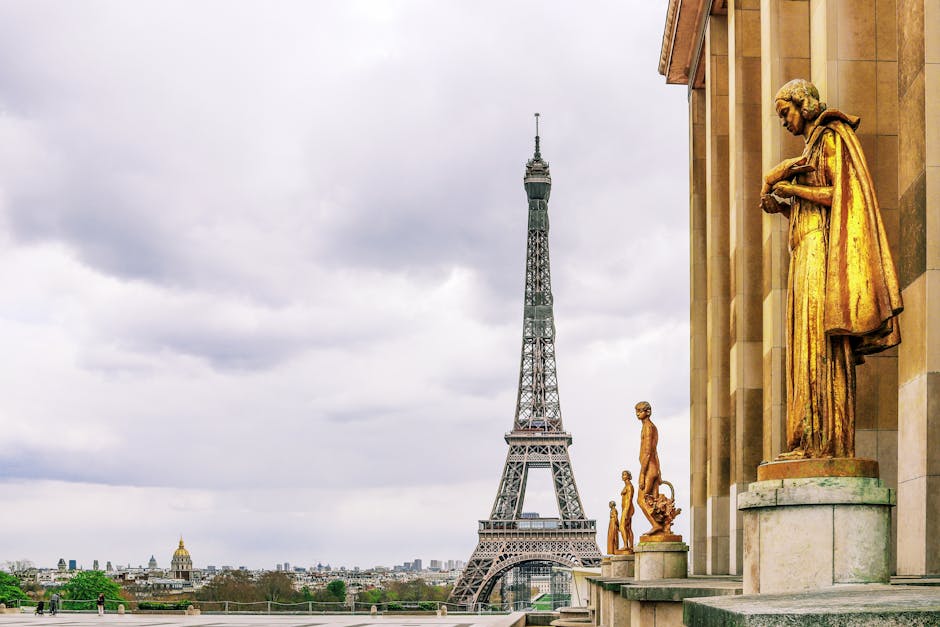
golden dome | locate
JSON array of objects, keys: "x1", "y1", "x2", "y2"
[{"x1": 173, "y1": 538, "x2": 190, "y2": 558}]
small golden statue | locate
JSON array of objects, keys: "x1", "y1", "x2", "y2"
[
  {"x1": 619, "y1": 470, "x2": 635, "y2": 553},
  {"x1": 606, "y1": 501, "x2": 632, "y2": 555},
  {"x1": 635, "y1": 401, "x2": 681, "y2": 541},
  {"x1": 760, "y1": 79, "x2": 902, "y2": 460}
]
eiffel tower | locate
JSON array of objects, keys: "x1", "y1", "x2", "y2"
[{"x1": 449, "y1": 117, "x2": 602, "y2": 608}]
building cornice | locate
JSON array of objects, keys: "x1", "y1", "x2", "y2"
[{"x1": 658, "y1": 0, "x2": 725, "y2": 88}]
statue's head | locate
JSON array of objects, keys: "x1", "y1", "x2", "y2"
[
  {"x1": 774, "y1": 79, "x2": 827, "y2": 135},
  {"x1": 635, "y1": 401, "x2": 652, "y2": 420},
  {"x1": 609, "y1": 500, "x2": 617, "y2": 509},
  {"x1": 622, "y1": 469, "x2": 632, "y2": 481}
]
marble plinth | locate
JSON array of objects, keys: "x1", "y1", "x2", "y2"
[
  {"x1": 634, "y1": 541, "x2": 688, "y2": 581},
  {"x1": 610, "y1": 554, "x2": 635, "y2": 579},
  {"x1": 600, "y1": 557, "x2": 612, "y2": 578},
  {"x1": 738, "y1": 475, "x2": 895, "y2": 594}
]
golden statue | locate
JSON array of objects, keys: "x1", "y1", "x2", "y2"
[
  {"x1": 635, "y1": 401, "x2": 681, "y2": 540},
  {"x1": 760, "y1": 79, "x2": 903, "y2": 460},
  {"x1": 606, "y1": 501, "x2": 632, "y2": 556},
  {"x1": 607, "y1": 501, "x2": 621, "y2": 555},
  {"x1": 619, "y1": 470, "x2": 635, "y2": 552}
]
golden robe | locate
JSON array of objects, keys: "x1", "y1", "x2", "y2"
[{"x1": 785, "y1": 109, "x2": 902, "y2": 458}]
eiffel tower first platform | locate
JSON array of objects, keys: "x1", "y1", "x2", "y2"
[{"x1": 449, "y1": 119, "x2": 602, "y2": 608}]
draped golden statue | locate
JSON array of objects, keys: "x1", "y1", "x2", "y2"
[
  {"x1": 760, "y1": 79, "x2": 903, "y2": 460},
  {"x1": 619, "y1": 470, "x2": 635, "y2": 553}
]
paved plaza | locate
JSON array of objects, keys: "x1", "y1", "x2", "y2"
[
  {"x1": 0, "y1": 614, "x2": 522, "y2": 627},
  {"x1": 0, "y1": 614, "x2": 520, "y2": 627}
]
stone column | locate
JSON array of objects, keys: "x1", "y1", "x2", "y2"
[
  {"x1": 760, "y1": 0, "x2": 810, "y2": 461},
  {"x1": 689, "y1": 87, "x2": 708, "y2": 576},
  {"x1": 704, "y1": 13, "x2": 731, "y2": 576},
  {"x1": 896, "y1": 0, "x2": 940, "y2": 576},
  {"x1": 807, "y1": 0, "x2": 901, "y2": 574},
  {"x1": 727, "y1": 0, "x2": 764, "y2": 576}
]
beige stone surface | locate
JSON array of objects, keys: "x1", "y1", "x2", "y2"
[
  {"x1": 877, "y1": 0, "x2": 899, "y2": 61},
  {"x1": 897, "y1": 474, "x2": 928, "y2": 574},
  {"x1": 833, "y1": 505, "x2": 891, "y2": 582},
  {"x1": 742, "y1": 506, "x2": 759, "y2": 595},
  {"x1": 899, "y1": 70, "x2": 926, "y2": 195},
  {"x1": 929, "y1": 61, "x2": 940, "y2": 164},
  {"x1": 898, "y1": 373, "x2": 927, "y2": 483},
  {"x1": 899, "y1": 273, "x2": 927, "y2": 385},
  {"x1": 778, "y1": 0, "x2": 810, "y2": 59},
  {"x1": 610, "y1": 555, "x2": 635, "y2": 580},
  {"x1": 758, "y1": 505, "x2": 834, "y2": 592},
  {"x1": 609, "y1": 592, "x2": 631, "y2": 627},
  {"x1": 634, "y1": 544, "x2": 689, "y2": 582},
  {"x1": 876, "y1": 60, "x2": 899, "y2": 135},
  {"x1": 874, "y1": 135, "x2": 900, "y2": 207},
  {"x1": 839, "y1": 60, "x2": 877, "y2": 123},
  {"x1": 929, "y1": 0, "x2": 940, "y2": 63},
  {"x1": 838, "y1": 0, "x2": 877, "y2": 61},
  {"x1": 929, "y1": 168, "x2": 940, "y2": 272}
]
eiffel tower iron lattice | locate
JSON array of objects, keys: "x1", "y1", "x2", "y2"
[{"x1": 449, "y1": 120, "x2": 602, "y2": 608}]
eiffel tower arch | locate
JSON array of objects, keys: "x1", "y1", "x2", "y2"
[{"x1": 449, "y1": 119, "x2": 602, "y2": 608}]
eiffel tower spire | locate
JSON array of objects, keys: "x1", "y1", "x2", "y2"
[
  {"x1": 449, "y1": 120, "x2": 601, "y2": 609},
  {"x1": 515, "y1": 112, "x2": 560, "y2": 432}
]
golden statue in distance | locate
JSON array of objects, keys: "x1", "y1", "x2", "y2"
[
  {"x1": 606, "y1": 501, "x2": 632, "y2": 556},
  {"x1": 760, "y1": 79, "x2": 903, "y2": 460},
  {"x1": 636, "y1": 401, "x2": 681, "y2": 541},
  {"x1": 620, "y1": 470, "x2": 635, "y2": 553}
]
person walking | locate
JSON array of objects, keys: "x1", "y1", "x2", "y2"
[
  {"x1": 34, "y1": 600, "x2": 44, "y2": 615},
  {"x1": 49, "y1": 592, "x2": 60, "y2": 615},
  {"x1": 97, "y1": 593, "x2": 105, "y2": 616}
]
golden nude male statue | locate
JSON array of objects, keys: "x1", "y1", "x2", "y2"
[
  {"x1": 619, "y1": 470, "x2": 635, "y2": 553},
  {"x1": 760, "y1": 79, "x2": 903, "y2": 460},
  {"x1": 635, "y1": 401, "x2": 681, "y2": 540}
]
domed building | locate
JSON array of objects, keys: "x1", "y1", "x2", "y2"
[{"x1": 170, "y1": 538, "x2": 193, "y2": 581}]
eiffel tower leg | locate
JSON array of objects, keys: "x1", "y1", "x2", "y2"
[{"x1": 449, "y1": 541, "x2": 494, "y2": 609}]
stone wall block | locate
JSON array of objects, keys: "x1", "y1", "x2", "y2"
[{"x1": 833, "y1": 505, "x2": 891, "y2": 583}]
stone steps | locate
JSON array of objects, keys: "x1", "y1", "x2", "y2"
[{"x1": 550, "y1": 606, "x2": 592, "y2": 627}]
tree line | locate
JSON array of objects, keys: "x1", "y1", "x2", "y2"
[{"x1": 0, "y1": 569, "x2": 452, "y2": 609}]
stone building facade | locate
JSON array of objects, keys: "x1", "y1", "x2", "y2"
[{"x1": 659, "y1": 0, "x2": 938, "y2": 576}]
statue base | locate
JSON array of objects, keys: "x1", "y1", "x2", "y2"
[
  {"x1": 600, "y1": 556, "x2": 612, "y2": 578},
  {"x1": 738, "y1": 474, "x2": 894, "y2": 594},
  {"x1": 638, "y1": 533, "x2": 682, "y2": 543},
  {"x1": 634, "y1": 540, "x2": 688, "y2": 581},
  {"x1": 757, "y1": 457, "x2": 879, "y2": 481},
  {"x1": 609, "y1": 554, "x2": 635, "y2": 579}
]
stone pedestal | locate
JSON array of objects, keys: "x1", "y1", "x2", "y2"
[
  {"x1": 600, "y1": 557, "x2": 612, "y2": 578},
  {"x1": 634, "y1": 542, "x2": 689, "y2": 581},
  {"x1": 738, "y1": 470, "x2": 895, "y2": 595},
  {"x1": 610, "y1": 555, "x2": 635, "y2": 579}
]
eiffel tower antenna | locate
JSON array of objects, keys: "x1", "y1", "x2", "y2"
[
  {"x1": 534, "y1": 112, "x2": 541, "y2": 159},
  {"x1": 449, "y1": 122, "x2": 601, "y2": 609}
]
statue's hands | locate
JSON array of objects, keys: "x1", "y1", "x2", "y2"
[
  {"x1": 764, "y1": 156, "x2": 808, "y2": 188},
  {"x1": 772, "y1": 181, "x2": 797, "y2": 198},
  {"x1": 760, "y1": 194, "x2": 784, "y2": 214}
]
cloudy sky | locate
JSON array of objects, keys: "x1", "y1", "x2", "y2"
[{"x1": 0, "y1": 1, "x2": 690, "y2": 571}]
